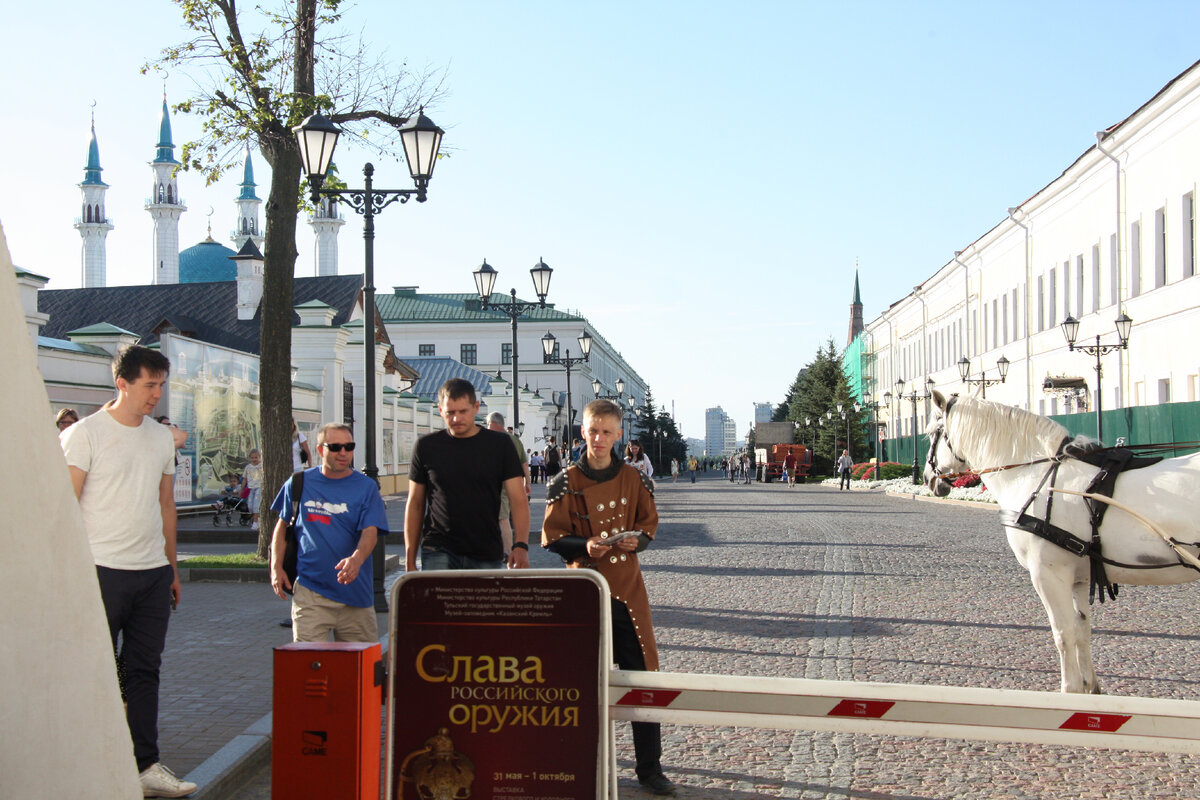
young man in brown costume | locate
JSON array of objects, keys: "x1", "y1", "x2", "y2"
[{"x1": 541, "y1": 399, "x2": 675, "y2": 796}]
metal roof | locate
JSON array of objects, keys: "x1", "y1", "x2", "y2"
[{"x1": 377, "y1": 289, "x2": 584, "y2": 325}]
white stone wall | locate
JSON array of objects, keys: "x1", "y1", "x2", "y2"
[{"x1": 866, "y1": 62, "x2": 1200, "y2": 437}]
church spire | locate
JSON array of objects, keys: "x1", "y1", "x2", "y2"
[
  {"x1": 75, "y1": 108, "x2": 114, "y2": 287},
  {"x1": 846, "y1": 263, "x2": 864, "y2": 346},
  {"x1": 147, "y1": 92, "x2": 186, "y2": 284}
]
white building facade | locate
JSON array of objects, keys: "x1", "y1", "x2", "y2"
[{"x1": 864, "y1": 59, "x2": 1200, "y2": 443}]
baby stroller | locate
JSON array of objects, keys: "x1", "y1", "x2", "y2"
[{"x1": 212, "y1": 489, "x2": 253, "y2": 527}]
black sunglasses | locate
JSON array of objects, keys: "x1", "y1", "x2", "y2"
[{"x1": 322, "y1": 442, "x2": 356, "y2": 453}]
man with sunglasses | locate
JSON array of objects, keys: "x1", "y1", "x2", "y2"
[{"x1": 269, "y1": 423, "x2": 388, "y2": 641}]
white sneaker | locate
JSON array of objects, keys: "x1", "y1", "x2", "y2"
[
  {"x1": 139, "y1": 762, "x2": 197, "y2": 798},
  {"x1": 251, "y1": 521, "x2": 259, "y2": 530}
]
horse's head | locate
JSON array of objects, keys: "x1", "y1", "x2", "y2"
[{"x1": 923, "y1": 390, "x2": 970, "y2": 497}]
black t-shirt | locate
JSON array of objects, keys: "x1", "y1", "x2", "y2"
[{"x1": 409, "y1": 427, "x2": 524, "y2": 561}]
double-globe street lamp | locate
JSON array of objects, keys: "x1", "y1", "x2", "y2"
[
  {"x1": 957, "y1": 355, "x2": 1010, "y2": 398},
  {"x1": 895, "y1": 377, "x2": 936, "y2": 484},
  {"x1": 1060, "y1": 311, "x2": 1133, "y2": 442},
  {"x1": 472, "y1": 259, "x2": 554, "y2": 434},
  {"x1": 294, "y1": 108, "x2": 444, "y2": 612},
  {"x1": 541, "y1": 331, "x2": 592, "y2": 445}
]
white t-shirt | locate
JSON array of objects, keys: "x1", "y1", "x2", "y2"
[
  {"x1": 626, "y1": 453, "x2": 654, "y2": 479},
  {"x1": 292, "y1": 432, "x2": 308, "y2": 471},
  {"x1": 61, "y1": 410, "x2": 177, "y2": 570}
]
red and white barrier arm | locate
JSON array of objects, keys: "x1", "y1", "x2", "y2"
[{"x1": 610, "y1": 670, "x2": 1200, "y2": 754}]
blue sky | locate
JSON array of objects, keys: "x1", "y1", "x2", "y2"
[{"x1": 4, "y1": 1, "x2": 1200, "y2": 439}]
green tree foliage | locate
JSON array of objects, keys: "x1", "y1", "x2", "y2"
[
  {"x1": 146, "y1": 0, "x2": 444, "y2": 556},
  {"x1": 777, "y1": 339, "x2": 867, "y2": 475},
  {"x1": 630, "y1": 387, "x2": 686, "y2": 476}
]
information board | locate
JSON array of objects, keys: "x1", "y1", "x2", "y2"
[{"x1": 387, "y1": 570, "x2": 610, "y2": 800}]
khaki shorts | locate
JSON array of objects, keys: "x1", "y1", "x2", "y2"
[
  {"x1": 292, "y1": 581, "x2": 379, "y2": 643},
  {"x1": 499, "y1": 487, "x2": 511, "y2": 521}
]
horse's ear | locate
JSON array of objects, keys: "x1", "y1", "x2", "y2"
[{"x1": 932, "y1": 389, "x2": 948, "y2": 410}]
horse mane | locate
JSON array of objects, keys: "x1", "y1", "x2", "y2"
[{"x1": 943, "y1": 395, "x2": 1070, "y2": 466}]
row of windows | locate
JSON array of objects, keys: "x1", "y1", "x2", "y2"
[
  {"x1": 419, "y1": 342, "x2": 556, "y2": 367},
  {"x1": 892, "y1": 193, "x2": 1200, "y2": 386}
]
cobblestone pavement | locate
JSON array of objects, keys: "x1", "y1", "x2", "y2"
[{"x1": 180, "y1": 475, "x2": 1200, "y2": 798}]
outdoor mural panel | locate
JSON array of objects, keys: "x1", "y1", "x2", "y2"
[{"x1": 161, "y1": 333, "x2": 261, "y2": 503}]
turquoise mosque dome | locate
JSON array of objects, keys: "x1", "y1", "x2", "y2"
[{"x1": 179, "y1": 236, "x2": 238, "y2": 283}]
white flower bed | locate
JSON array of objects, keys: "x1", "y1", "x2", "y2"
[{"x1": 818, "y1": 475, "x2": 997, "y2": 504}]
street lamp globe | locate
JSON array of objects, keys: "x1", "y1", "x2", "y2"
[
  {"x1": 615, "y1": 377, "x2": 625, "y2": 396},
  {"x1": 997, "y1": 355, "x2": 1011, "y2": 379},
  {"x1": 1115, "y1": 311, "x2": 1133, "y2": 345},
  {"x1": 578, "y1": 331, "x2": 593, "y2": 356},
  {"x1": 472, "y1": 259, "x2": 498, "y2": 301},
  {"x1": 591, "y1": 378, "x2": 602, "y2": 396},
  {"x1": 957, "y1": 355, "x2": 971, "y2": 382},
  {"x1": 529, "y1": 258, "x2": 553, "y2": 304},
  {"x1": 292, "y1": 112, "x2": 342, "y2": 199},
  {"x1": 541, "y1": 331, "x2": 557, "y2": 358},
  {"x1": 398, "y1": 107, "x2": 444, "y2": 184},
  {"x1": 1060, "y1": 315, "x2": 1081, "y2": 348}
]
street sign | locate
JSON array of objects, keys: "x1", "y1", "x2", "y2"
[{"x1": 387, "y1": 570, "x2": 611, "y2": 800}]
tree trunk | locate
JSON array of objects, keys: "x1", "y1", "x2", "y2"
[{"x1": 254, "y1": 0, "x2": 317, "y2": 559}]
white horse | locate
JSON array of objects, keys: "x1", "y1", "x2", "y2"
[{"x1": 922, "y1": 390, "x2": 1200, "y2": 693}]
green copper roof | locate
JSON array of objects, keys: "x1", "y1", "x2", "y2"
[
  {"x1": 377, "y1": 289, "x2": 584, "y2": 324},
  {"x1": 154, "y1": 96, "x2": 179, "y2": 165},
  {"x1": 82, "y1": 121, "x2": 106, "y2": 187}
]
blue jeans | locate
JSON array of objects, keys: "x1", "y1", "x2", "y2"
[{"x1": 420, "y1": 547, "x2": 506, "y2": 571}]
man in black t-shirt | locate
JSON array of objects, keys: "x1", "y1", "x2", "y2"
[{"x1": 404, "y1": 379, "x2": 529, "y2": 571}]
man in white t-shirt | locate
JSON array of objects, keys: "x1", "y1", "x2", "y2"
[{"x1": 60, "y1": 345, "x2": 196, "y2": 798}]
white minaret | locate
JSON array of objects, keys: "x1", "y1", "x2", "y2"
[
  {"x1": 74, "y1": 114, "x2": 113, "y2": 288},
  {"x1": 310, "y1": 194, "x2": 345, "y2": 275},
  {"x1": 231, "y1": 146, "x2": 264, "y2": 252},
  {"x1": 146, "y1": 94, "x2": 186, "y2": 284}
]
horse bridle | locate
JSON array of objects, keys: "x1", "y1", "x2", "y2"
[{"x1": 926, "y1": 395, "x2": 968, "y2": 482}]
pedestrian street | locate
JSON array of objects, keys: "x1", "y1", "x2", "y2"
[{"x1": 625, "y1": 475, "x2": 1200, "y2": 799}]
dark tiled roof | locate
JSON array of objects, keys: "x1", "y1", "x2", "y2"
[
  {"x1": 38, "y1": 275, "x2": 364, "y2": 355},
  {"x1": 398, "y1": 356, "x2": 496, "y2": 400},
  {"x1": 377, "y1": 290, "x2": 583, "y2": 324}
]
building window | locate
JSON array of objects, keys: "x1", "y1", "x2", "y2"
[
  {"x1": 1063, "y1": 260, "x2": 1071, "y2": 318},
  {"x1": 1037, "y1": 276, "x2": 1045, "y2": 332},
  {"x1": 419, "y1": 344, "x2": 435, "y2": 356},
  {"x1": 1158, "y1": 378, "x2": 1171, "y2": 404},
  {"x1": 1048, "y1": 271, "x2": 1056, "y2": 329},
  {"x1": 1075, "y1": 256, "x2": 1084, "y2": 315},
  {"x1": 1154, "y1": 207, "x2": 1166, "y2": 288},
  {"x1": 1012, "y1": 288, "x2": 1019, "y2": 339},
  {"x1": 501, "y1": 342, "x2": 512, "y2": 365},
  {"x1": 1002, "y1": 294, "x2": 1008, "y2": 344},
  {"x1": 1185, "y1": 192, "x2": 1196, "y2": 279},
  {"x1": 1109, "y1": 234, "x2": 1119, "y2": 306},
  {"x1": 1091, "y1": 245, "x2": 1101, "y2": 312},
  {"x1": 1130, "y1": 220, "x2": 1142, "y2": 297},
  {"x1": 461, "y1": 344, "x2": 477, "y2": 365}
]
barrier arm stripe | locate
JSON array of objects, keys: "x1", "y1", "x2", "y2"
[{"x1": 609, "y1": 670, "x2": 1200, "y2": 755}]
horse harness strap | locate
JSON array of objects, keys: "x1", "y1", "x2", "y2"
[{"x1": 998, "y1": 440, "x2": 1169, "y2": 605}]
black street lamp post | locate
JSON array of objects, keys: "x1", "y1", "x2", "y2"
[
  {"x1": 1060, "y1": 312, "x2": 1132, "y2": 443},
  {"x1": 294, "y1": 108, "x2": 444, "y2": 613},
  {"x1": 895, "y1": 377, "x2": 935, "y2": 485},
  {"x1": 472, "y1": 259, "x2": 554, "y2": 434},
  {"x1": 957, "y1": 355, "x2": 1011, "y2": 399},
  {"x1": 541, "y1": 331, "x2": 593, "y2": 445}
]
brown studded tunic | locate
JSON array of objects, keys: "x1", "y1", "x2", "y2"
[{"x1": 541, "y1": 460, "x2": 660, "y2": 671}]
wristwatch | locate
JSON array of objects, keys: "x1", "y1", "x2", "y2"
[{"x1": 511, "y1": 541, "x2": 529, "y2": 551}]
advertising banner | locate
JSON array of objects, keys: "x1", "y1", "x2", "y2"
[{"x1": 387, "y1": 570, "x2": 611, "y2": 800}]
